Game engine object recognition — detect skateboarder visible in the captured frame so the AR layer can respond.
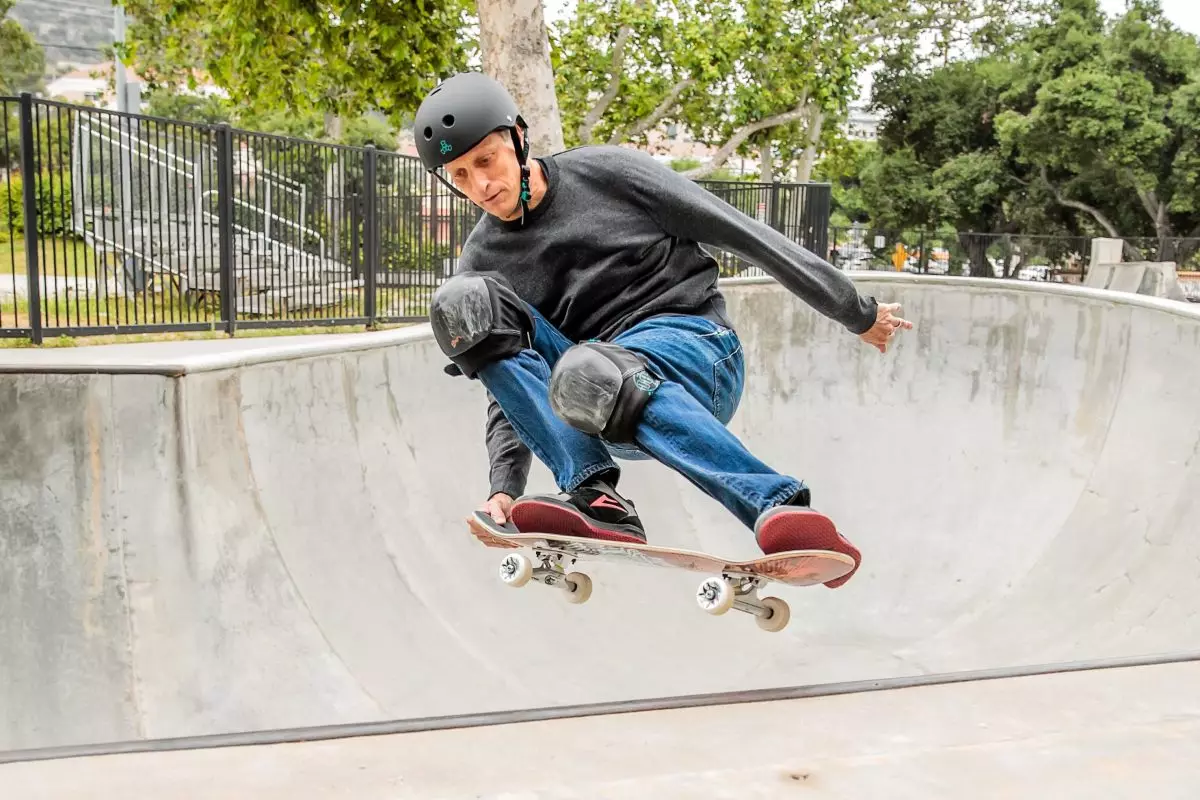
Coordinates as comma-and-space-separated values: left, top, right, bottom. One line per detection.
413, 73, 911, 587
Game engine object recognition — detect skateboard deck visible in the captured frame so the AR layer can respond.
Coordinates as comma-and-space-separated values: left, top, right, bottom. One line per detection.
466, 510, 855, 632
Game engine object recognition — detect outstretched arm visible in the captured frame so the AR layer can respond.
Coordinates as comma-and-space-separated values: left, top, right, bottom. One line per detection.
484, 392, 531, 503
614, 148, 879, 334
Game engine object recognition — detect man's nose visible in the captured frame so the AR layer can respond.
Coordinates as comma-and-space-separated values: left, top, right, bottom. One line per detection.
473, 172, 491, 197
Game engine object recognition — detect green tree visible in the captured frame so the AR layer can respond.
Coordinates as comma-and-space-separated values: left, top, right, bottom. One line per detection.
996, 0, 1200, 260
858, 0, 1200, 274
812, 138, 879, 226
552, 0, 743, 149
0, 0, 45, 94
863, 55, 1033, 260
121, 0, 474, 132
552, 0, 1033, 182
143, 87, 234, 125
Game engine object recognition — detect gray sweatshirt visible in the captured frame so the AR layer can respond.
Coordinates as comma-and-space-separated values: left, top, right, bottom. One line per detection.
453, 144, 877, 499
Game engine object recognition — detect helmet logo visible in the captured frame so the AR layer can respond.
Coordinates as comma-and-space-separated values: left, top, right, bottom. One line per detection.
439, 139, 453, 155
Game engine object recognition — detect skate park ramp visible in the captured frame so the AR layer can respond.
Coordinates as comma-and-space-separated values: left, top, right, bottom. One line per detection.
2, 274, 1200, 791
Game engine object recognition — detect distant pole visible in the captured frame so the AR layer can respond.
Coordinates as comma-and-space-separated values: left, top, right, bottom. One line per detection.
114, 4, 128, 113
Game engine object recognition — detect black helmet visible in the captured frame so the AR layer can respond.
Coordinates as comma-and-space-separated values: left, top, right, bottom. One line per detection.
413, 72, 534, 221
414, 72, 522, 169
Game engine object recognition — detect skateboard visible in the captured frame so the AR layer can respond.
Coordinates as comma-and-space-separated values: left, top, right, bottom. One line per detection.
466, 510, 855, 633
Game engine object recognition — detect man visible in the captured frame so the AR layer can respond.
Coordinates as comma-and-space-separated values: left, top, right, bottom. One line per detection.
414, 72, 910, 587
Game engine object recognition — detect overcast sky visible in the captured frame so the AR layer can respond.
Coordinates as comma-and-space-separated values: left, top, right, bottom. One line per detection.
1100, 0, 1200, 34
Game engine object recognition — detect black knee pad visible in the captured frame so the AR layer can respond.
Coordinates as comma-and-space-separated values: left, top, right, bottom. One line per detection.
429, 272, 533, 378
548, 342, 661, 444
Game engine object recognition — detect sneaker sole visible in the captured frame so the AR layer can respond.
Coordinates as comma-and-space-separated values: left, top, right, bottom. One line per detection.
509, 498, 647, 544
755, 507, 860, 588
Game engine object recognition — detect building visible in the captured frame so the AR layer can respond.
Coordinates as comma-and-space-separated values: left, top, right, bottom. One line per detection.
843, 102, 880, 141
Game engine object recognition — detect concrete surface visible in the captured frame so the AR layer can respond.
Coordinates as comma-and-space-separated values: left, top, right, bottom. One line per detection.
5, 659, 1199, 798
2, 275, 1199, 777
1084, 237, 1188, 301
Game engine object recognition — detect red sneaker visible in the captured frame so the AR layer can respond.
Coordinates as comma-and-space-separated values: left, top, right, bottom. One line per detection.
509, 478, 647, 544
754, 504, 861, 588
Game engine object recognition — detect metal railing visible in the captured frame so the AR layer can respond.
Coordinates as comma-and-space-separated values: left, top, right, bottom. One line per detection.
1, 96, 26, 337
2, 93, 1000, 344
827, 227, 1095, 282
5, 94, 1196, 344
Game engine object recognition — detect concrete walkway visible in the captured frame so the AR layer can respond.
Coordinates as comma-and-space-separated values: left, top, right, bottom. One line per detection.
4, 661, 1198, 798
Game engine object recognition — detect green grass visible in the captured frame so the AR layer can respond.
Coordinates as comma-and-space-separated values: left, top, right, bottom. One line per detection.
0, 236, 437, 346
1, 236, 100, 279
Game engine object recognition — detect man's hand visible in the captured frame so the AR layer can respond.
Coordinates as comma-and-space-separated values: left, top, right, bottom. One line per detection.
481, 492, 515, 524
859, 302, 913, 354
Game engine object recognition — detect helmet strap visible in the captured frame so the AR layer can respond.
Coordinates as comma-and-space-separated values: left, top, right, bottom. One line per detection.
510, 122, 531, 225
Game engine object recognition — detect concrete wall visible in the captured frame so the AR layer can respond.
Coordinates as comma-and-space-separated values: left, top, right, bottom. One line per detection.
2, 276, 1198, 752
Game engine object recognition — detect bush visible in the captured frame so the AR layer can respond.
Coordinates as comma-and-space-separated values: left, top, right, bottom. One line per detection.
0, 171, 73, 238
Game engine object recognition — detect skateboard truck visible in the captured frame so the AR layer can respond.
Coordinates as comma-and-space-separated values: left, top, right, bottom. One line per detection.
696, 574, 791, 632
498, 545, 592, 604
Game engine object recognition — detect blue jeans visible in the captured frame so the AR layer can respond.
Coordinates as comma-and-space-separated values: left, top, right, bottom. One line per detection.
475, 305, 805, 530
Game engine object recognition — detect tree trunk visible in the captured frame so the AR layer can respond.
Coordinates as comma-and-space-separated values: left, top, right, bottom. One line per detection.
578, 0, 650, 144
759, 143, 774, 183
958, 232, 992, 278
682, 100, 810, 180
324, 112, 343, 141
796, 109, 824, 185
607, 78, 695, 145
477, 0, 565, 155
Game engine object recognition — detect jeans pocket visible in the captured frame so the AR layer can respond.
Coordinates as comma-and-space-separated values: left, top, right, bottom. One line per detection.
711, 339, 744, 423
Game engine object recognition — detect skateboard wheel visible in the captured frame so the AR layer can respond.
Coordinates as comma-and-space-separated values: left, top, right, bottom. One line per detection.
696, 576, 734, 615
499, 553, 533, 587
756, 597, 790, 632
563, 571, 592, 604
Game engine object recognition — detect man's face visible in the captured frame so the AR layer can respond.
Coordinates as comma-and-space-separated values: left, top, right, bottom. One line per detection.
444, 130, 522, 220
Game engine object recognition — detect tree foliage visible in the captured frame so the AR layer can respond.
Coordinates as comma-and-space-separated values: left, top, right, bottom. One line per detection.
0, 0, 45, 95
996, 0, 1200, 256
552, 0, 1025, 180
860, 0, 1200, 262
121, 0, 474, 128
552, 0, 742, 149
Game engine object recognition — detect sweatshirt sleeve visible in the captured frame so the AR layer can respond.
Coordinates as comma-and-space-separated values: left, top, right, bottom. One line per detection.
484, 391, 531, 499
611, 147, 878, 335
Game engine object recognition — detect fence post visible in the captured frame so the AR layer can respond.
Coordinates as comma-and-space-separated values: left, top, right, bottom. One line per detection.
19, 93, 42, 345
769, 180, 781, 233
811, 183, 830, 258
363, 144, 378, 327
216, 123, 236, 335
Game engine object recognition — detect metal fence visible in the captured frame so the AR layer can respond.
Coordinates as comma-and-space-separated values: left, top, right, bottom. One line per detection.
699, 180, 830, 278
1, 94, 838, 343
4, 93, 1197, 344
1, 97, 23, 336
826, 226, 1200, 283
828, 227, 1095, 282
